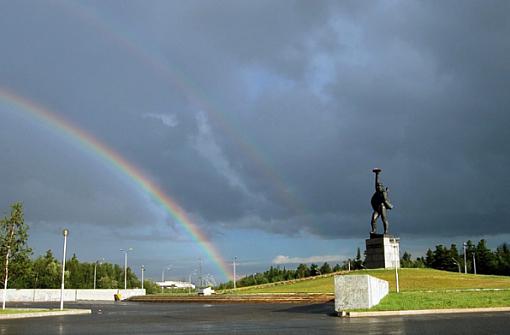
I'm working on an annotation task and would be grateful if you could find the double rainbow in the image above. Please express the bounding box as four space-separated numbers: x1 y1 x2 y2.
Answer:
0 88 232 279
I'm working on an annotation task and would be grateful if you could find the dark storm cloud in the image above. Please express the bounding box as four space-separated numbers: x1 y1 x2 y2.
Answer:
1 0 509 244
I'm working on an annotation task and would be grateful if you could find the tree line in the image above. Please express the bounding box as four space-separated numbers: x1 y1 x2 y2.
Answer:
0 203 160 293
219 241 510 289
402 239 510 275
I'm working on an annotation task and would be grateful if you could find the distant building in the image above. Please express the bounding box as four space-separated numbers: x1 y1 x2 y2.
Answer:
155 280 195 289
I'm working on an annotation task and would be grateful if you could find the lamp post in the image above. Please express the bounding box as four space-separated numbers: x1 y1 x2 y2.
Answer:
60 229 69 310
451 258 461 273
463 242 467 274
93 258 104 290
393 243 399 293
233 257 237 290
120 248 133 290
161 265 171 293
141 265 145 290
473 252 477 275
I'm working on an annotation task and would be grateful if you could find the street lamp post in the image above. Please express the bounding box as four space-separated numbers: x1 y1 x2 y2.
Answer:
233 257 237 290
93 258 104 290
188 272 192 295
473 252 477 275
188 270 198 295
393 243 399 293
452 258 461 273
60 229 69 310
161 265 171 293
120 248 133 290
141 265 145 290
463 242 468 274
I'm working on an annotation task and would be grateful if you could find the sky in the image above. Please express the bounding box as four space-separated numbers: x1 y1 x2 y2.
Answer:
1 1 509 283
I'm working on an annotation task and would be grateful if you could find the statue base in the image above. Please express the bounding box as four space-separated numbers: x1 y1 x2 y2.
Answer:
365 234 400 269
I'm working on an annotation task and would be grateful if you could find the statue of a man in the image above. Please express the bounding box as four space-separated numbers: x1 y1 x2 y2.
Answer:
370 168 393 234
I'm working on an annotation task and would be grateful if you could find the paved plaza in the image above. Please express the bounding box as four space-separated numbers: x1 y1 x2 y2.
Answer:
1 301 509 334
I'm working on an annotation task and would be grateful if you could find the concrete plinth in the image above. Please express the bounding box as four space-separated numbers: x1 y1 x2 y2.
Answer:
365 235 400 269
334 275 389 311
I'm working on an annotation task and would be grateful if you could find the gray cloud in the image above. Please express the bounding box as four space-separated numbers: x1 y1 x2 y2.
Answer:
1 0 509 263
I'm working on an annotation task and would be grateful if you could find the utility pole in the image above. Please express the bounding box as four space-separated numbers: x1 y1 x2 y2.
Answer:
473 252 477 275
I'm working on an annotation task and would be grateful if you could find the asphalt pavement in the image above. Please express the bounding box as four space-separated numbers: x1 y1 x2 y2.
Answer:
1 301 509 334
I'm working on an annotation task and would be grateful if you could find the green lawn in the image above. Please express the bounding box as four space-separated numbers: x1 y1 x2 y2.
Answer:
237 268 510 294
356 290 510 311
0 309 52 314
233 268 510 311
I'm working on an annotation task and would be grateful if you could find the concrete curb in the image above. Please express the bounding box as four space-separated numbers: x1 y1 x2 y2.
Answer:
340 307 510 318
0 309 92 320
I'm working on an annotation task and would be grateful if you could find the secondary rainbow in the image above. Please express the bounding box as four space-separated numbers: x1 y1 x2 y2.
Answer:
58 0 309 220
0 88 232 280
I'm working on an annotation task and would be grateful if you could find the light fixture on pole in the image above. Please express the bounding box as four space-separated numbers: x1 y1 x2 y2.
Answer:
188 270 197 295
161 265 171 293
60 229 69 310
233 257 237 290
93 258 104 290
120 248 133 290
473 252 477 275
463 242 467 274
451 258 461 273
141 265 145 290
393 243 399 293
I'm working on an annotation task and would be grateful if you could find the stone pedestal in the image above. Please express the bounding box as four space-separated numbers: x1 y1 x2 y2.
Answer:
334 275 389 311
365 234 400 269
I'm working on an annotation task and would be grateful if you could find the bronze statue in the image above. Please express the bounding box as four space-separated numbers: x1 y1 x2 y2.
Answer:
370 168 393 234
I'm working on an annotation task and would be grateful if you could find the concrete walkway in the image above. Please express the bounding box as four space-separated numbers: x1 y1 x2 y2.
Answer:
341 306 510 318
0 308 91 320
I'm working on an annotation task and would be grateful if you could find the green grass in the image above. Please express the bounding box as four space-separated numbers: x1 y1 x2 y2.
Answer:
233 268 510 310
237 268 510 294
0 309 52 314
354 290 510 311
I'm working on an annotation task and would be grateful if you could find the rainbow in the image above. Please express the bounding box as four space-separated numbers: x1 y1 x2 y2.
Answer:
57 0 309 220
0 88 232 280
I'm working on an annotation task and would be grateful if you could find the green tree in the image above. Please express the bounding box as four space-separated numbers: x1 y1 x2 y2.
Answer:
425 249 434 267
296 264 310 278
475 239 496 274
495 243 510 275
319 262 332 274
32 250 60 288
143 279 160 294
401 251 413 268
0 203 32 295
310 264 320 276
352 248 363 270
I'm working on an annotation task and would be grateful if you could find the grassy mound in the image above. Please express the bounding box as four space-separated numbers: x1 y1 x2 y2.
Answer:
234 268 510 311
237 268 510 294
